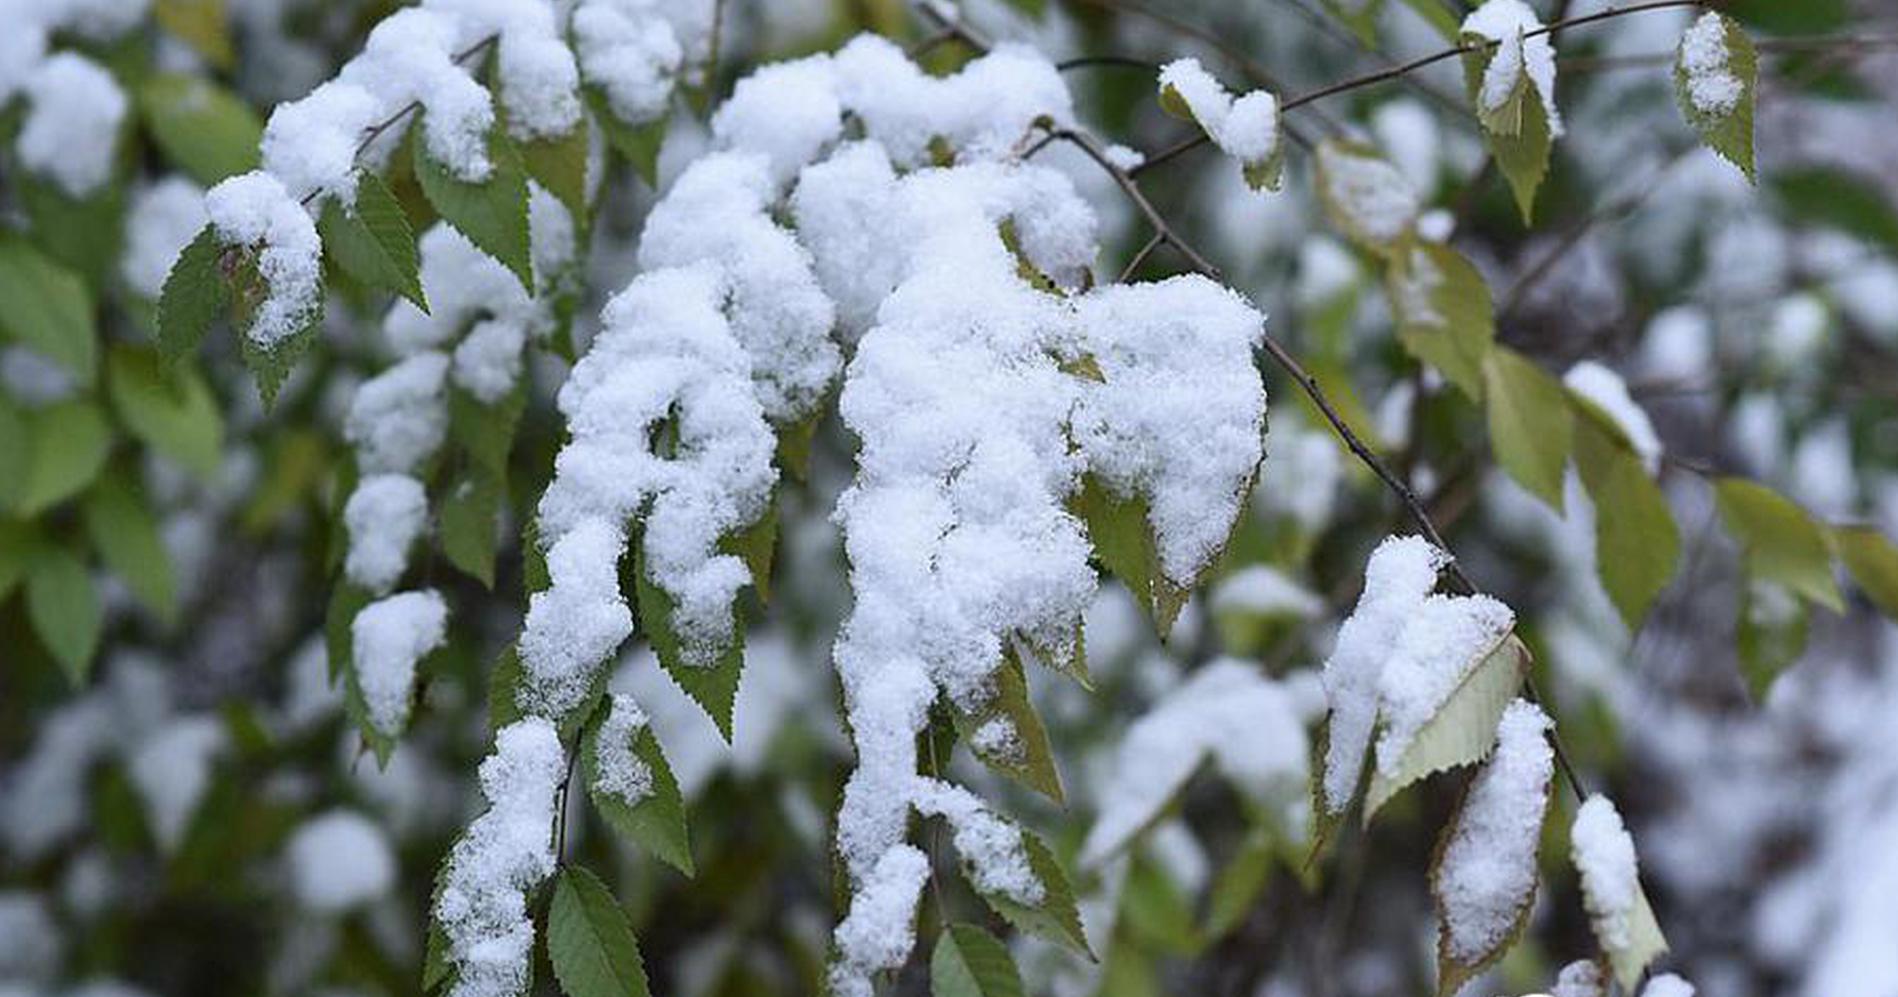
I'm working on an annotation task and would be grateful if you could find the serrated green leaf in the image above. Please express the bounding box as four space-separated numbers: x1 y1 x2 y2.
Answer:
1736 578 1807 701
440 468 504 588
952 645 1064 804
488 644 525 734
414 120 533 291
1836 526 1898 619
1714 477 1842 613
1388 241 1494 399
0 236 96 384
82 472 177 624
1483 348 1571 509
154 0 233 69
157 225 229 362
106 345 223 478
319 169 427 310
1461 40 1551 223
19 401 113 515
1571 400 1679 628
520 124 590 224
587 88 666 188
239 310 321 410
449 381 527 479
27 546 103 687
1674 13 1757 181
1073 473 1165 630
583 707 695 876
1365 633 1527 821
1204 828 1276 940
634 555 743 741
423 920 455 995
932 923 1025 997
548 865 652 997
137 73 261 185
979 831 1091 958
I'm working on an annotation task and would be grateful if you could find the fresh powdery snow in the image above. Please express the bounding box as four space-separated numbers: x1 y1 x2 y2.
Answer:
16 53 126 198
343 473 429 594
350 590 449 737
1372 588 1514 775
1566 360 1664 473
345 352 451 476
122 179 209 300
1553 959 1606 997
435 718 564 997
591 693 656 804
1643 972 1697 997
127 716 225 853
1318 142 1421 245
1573 793 1643 950
203 172 324 348
1436 700 1553 961
1156 58 1280 179
1081 660 1309 866
1462 0 1565 135
1679 12 1741 117
285 809 397 912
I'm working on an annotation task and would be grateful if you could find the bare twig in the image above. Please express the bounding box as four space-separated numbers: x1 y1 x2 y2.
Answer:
1118 230 1165 282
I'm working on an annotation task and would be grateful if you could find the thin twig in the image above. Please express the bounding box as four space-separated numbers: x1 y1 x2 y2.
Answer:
1057 54 1159 73
1118 230 1165 282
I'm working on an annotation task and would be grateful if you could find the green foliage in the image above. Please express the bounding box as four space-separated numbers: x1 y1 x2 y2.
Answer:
318 169 428 310
17 400 113 516
1072 473 1186 633
106 345 223 478
156 225 229 361
1387 242 1494 399
548 865 652 997
154 0 235 68
1736 579 1808 701
1430 746 1547 997
634 555 745 740
977 831 1092 958
582 702 696 876
82 471 178 624
1674 13 1758 181
1365 634 1528 820
1482 348 1571 510
413 119 534 291
27 545 104 686
439 468 505 588
1714 478 1843 613
1836 526 1898 619
1202 828 1276 940
1772 167 1898 255
1570 399 1679 627
0 236 97 384
931 924 1025 997
1460 36 1552 223
588 89 667 188
951 646 1065 804
519 124 591 225
137 73 262 185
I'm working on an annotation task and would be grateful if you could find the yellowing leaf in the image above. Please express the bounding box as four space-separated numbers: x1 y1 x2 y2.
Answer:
1571 401 1679 627
1483 348 1571 509
1365 634 1528 821
1714 478 1843 613
1836 526 1898 619
1388 242 1494 399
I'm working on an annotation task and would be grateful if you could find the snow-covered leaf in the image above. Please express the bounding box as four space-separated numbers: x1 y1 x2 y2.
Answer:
1571 794 1668 993
1714 478 1843 613
1366 633 1528 821
979 831 1091 958
931 923 1026 997
548 865 652 997
1674 12 1757 181
318 169 427 310
1315 140 1419 254
634 555 744 742
582 699 695 876
413 119 533 292
954 646 1065 804
1571 399 1679 627
1483 347 1571 509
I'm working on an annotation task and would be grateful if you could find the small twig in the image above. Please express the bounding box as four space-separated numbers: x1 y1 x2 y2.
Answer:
1057 54 1159 73
1118 230 1165 282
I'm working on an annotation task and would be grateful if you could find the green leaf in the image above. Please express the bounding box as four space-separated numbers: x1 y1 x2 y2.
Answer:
1388 242 1494 399
342 642 401 768
19 401 113 515
1319 0 1384 47
137 73 261 184
0 521 34 599
1674 13 1757 181
1397 0 1462 41
952 645 1065 804
0 236 96 384
1461 40 1552 223
106 345 223 478
1736 578 1808 701
1713 477 1843 613
1073 473 1174 633
1204 828 1275 940
978 831 1092 958
440 468 505 588
717 498 777 604
0 399 26 512
154 0 234 69
414 119 533 292
1314 141 1416 254
27 546 103 687
1482 348 1572 509
82 473 177 624
319 169 427 310
1121 853 1201 955
1365 633 1528 821
239 310 322 410
1570 400 1679 628
17 177 126 290
932 923 1025 997
325 582 374 683
1723 0 1848 35
157 225 230 362
588 88 667 188
1772 167 1898 255
582 708 695 876
488 644 526 733
1836 526 1898 619
519 124 590 224
634 556 743 741
548 865 652 997
449 381 528 479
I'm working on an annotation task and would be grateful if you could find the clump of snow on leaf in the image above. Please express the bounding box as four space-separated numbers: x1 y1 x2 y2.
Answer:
1679 13 1741 116
1642 972 1696 997
1436 699 1552 962
1462 0 1565 135
1566 360 1663 473
1553 959 1606 997
1573 793 1642 950
16 53 126 198
1373 589 1514 774
123 179 208 300
286 809 397 912
346 352 450 475
344 474 429 594
203 172 324 348
1156 58 1280 186
591 693 655 805
1317 142 1421 245
351 590 448 737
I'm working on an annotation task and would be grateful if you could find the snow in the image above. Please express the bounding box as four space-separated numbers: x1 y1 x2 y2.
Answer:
435 718 564 997
203 172 324 348
1573 793 1642 950
1462 0 1565 136
1081 660 1308 866
1643 973 1696 997
1436 700 1552 962
453 320 527 404
127 715 225 852
350 590 448 736
1319 535 1447 813
343 473 429 595
1565 360 1663 473
0 891 61 980
518 517 635 719
260 81 383 205
1209 566 1323 619
911 777 1042 903
1639 306 1712 383
341 8 494 180
1553 959 1605 997
1156 58 1280 180
574 0 684 125
439 0 581 140
1318 142 1420 245
16 53 127 198
286 810 397 912
591 693 655 804
1372 589 1515 775
122 178 208 299
383 219 555 363
1679 12 1741 117
344 351 450 475
827 844 930 997
1790 419 1855 519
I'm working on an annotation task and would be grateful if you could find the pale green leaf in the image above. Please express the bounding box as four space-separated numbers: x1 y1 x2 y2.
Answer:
1389 242 1494 399
19 401 113 515
932 923 1025 997
1714 477 1842 613
0 237 96 384
548 865 652 997
137 74 261 185
28 546 103 687
1605 888 1668 993
106 345 223 478
439 468 504 589
1674 13 1757 181
82 473 177 624
1482 348 1571 509
582 703 695 876
414 120 533 291
1736 578 1807 701
1461 40 1551 223
1836 526 1898 619
1365 634 1528 821
952 645 1065 804
1203 828 1275 940
979 831 1092 958
319 169 427 310
1571 400 1680 627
